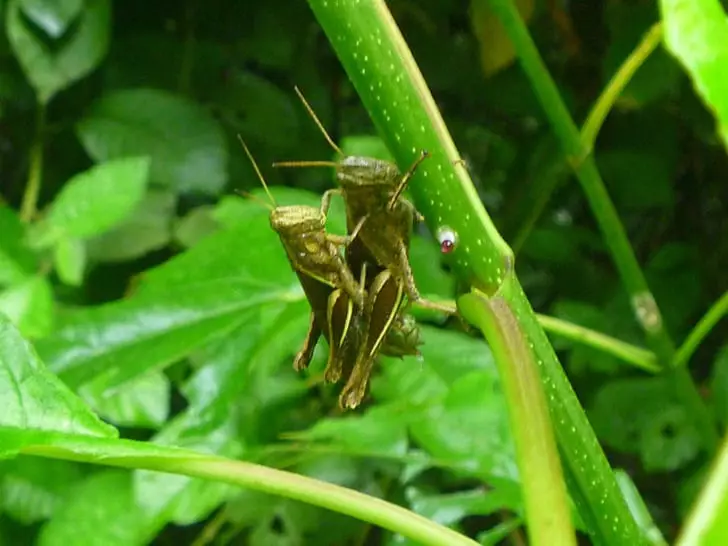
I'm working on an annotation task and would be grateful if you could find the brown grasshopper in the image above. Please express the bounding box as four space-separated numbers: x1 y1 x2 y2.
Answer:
273 87 457 317
239 137 421 407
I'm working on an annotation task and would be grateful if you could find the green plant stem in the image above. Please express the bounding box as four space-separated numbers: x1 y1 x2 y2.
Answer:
20 435 478 546
487 0 719 453
537 313 659 373
581 22 663 148
305 1 650 544
676 291 728 368
20 102 47 223
676 433 728 546
460 282 576 546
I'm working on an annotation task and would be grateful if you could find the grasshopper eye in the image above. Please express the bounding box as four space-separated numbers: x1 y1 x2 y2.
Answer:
436 227 457 254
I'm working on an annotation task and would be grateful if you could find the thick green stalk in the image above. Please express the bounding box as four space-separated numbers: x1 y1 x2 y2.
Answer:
460 281 576 546
487 0 718 452
305 1 649 544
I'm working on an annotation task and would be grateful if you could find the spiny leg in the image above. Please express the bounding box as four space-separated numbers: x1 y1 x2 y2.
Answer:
293 313 322 371
396 243 457 316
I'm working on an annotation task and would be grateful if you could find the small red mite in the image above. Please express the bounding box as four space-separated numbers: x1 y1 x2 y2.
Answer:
436 227 457 254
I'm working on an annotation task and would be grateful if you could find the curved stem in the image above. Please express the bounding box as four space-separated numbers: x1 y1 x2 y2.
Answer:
676 291 728 368
21 437 478 546
581 22 663 148
537 313 659 373
20 102 47 223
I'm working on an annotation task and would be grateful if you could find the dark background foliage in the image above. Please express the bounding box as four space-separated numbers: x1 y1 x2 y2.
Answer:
0 0 727 544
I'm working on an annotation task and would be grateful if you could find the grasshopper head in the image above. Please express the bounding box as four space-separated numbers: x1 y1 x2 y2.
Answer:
336 156 400 188
270 205 325 234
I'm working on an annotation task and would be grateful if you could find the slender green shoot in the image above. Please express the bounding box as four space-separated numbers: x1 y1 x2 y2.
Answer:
581 22 664 148
676 291 728 368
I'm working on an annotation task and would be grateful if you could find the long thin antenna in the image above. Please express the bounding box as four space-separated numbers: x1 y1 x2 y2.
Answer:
272 160 339 169
237 134 277 208
387 150 430 209
294 86 343 156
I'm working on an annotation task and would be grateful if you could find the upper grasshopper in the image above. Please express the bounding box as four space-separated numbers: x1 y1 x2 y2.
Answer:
239 137 420 408
273 87 456 317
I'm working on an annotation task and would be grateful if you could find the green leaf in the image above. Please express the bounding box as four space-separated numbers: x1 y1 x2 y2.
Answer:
590 377 700 471
45 156 151 240
38 470 151 546
372 327 514 480
80 371 170 429
216 70 300 151
20 0 82 38
53 236 85 286
5 0 110 104
0 457 82 524
86 190 175 263
0 205 36 286
660 0 728 149
0 275 54 338
292 406 409 458
76 88 228 194
173 205 220 248
405 485 523 526
0 312 117 454
36 216 300 391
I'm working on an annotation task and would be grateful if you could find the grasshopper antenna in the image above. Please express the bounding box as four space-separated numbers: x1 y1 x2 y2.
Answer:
293 85 343 156
237 134 277 209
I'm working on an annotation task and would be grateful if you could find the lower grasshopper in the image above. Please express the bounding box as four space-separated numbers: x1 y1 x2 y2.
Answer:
239 138 421 407
273 87 457 317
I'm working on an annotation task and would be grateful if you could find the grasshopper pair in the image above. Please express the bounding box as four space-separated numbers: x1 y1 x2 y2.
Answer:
241 88 454 409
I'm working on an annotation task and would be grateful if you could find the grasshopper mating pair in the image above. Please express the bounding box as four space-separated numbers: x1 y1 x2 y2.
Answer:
242 88 454 409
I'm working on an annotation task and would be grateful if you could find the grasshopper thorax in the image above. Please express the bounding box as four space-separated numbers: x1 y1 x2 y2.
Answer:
336 156 400 188
270 205 325 234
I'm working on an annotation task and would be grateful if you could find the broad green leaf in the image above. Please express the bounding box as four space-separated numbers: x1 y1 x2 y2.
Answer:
173 205 220 248
20 0 82 38
86 190 176 263
590 377 701 471
39 470 152 546
132 306 308 529
0 275 54 338
0 312 116 453
405 485 523 526
53 236 85 286
291 406 410 458
76 88 228 194
80 371 170 429
660 0 728 149
0 457 82 524
0 205 36 286
36 216 300 392
216 70 300 150
46 156 151 240
5 0 110 104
